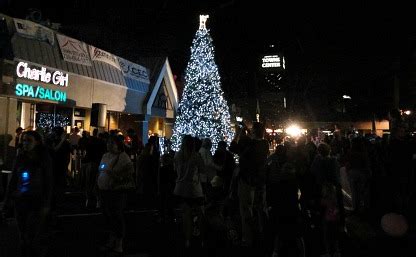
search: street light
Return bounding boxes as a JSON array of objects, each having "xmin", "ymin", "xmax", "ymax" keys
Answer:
[
  {"xmin": 286, "ymin": 124, "xmax": 302, "ymax": 138},
  {"xmin": 342, "ymin": 95, "xmax": 352, "ymax": 114}
]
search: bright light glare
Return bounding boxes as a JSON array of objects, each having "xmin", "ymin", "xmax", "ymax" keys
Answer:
[
  {"xmin": 286, "ymin": 124, "xmax": 302, "ymax": 137},
  {"xmin": 404, "ymin": 110, "xmax": 411, "ymax": 115},
  {"xmin": 343, "ymin": 95, "xmax": 351, "ymax": 99}
]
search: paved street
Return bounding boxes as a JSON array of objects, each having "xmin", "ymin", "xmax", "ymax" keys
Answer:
[{"xmin": 1, "ymin": 191, "xmax": 415, "ymax": 257}]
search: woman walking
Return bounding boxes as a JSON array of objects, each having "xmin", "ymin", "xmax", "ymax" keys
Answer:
[
  {"xmin": 173, "ymin": 135, "xmax": 206, "ymax": 248},
  {"xmin": 97, "ymin": 135, "xmax": 135, "ymax": 254}
]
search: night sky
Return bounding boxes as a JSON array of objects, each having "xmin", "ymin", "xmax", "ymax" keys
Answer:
[{"xmin": 2, "ymin": 1, "xmax": 414, "ymax": 121}]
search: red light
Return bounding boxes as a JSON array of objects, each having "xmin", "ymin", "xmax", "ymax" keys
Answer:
[{"xmin": 124, "ymin": 136, "xmax": 132, "ymax": 144}]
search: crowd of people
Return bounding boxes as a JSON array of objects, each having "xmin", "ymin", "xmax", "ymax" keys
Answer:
[{"xmin": 0, "ymin": 120, "xmax": 415, "ymax": 257}]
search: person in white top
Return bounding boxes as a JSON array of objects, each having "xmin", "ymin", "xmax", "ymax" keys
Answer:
[
  {"xmin": 97, "ymin": 135, "xmax": 134, "ymax": 254},
  {"xmin": 173, "ymin": 135, "xmax": 206, "ymax": 248}
]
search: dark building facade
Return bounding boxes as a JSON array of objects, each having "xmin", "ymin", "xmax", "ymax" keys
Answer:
[{"xmin": 0, "ymin": 13, "xmax": 179, "ymax": 167}]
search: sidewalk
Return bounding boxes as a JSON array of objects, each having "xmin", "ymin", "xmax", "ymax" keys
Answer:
[
  {"xmin": 0, "ymin": 212, "xmax": 170, "ymax": 257},
  {"xmin": 1, "ymin": 195, "xmax": 415, "ymax": 257},
  {"xmin": 0, "ymin": 219, "xmax": 20, "ymax": 257}
]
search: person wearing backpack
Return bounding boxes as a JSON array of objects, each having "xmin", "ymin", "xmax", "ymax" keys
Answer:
[
  {"xmin": 321, "ymin": 183, "xmax": 341, "ymax": 257},
  {"xmin": 270, "ymin": 164, "xmax": 306, "ymax": 256},
  {"xmin": 311, "ymin": 143, "xmax": 342, "ymax": 257}
]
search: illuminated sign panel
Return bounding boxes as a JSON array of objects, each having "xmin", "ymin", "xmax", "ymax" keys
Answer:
[
  {"xmin": 15, "ymin": 83, "xmax": 67, "ymax": 102},
  {"xmin": 261, "ymin": 55, "xmax": 285, "ymax": 69},
  {"xmin": 16, "ymin": 62, "xmax": 69, "ymax": 87}
]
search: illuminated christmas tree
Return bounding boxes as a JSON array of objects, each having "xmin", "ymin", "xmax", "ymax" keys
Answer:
[{"xmin": 171, "ymin": 15, "xmax": 234, "ymax": 151}]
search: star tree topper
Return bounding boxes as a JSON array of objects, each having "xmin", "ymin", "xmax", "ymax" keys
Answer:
[{"xmin": 199, "ymin": 15, "xmax": 209, "ymax": 30}]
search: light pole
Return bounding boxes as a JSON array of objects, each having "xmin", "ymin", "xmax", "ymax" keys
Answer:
[{"xmin": 342, "ymin": 95, "xmax": 351, "ymax": 113}]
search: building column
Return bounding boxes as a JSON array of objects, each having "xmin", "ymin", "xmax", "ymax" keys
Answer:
[
  {"xmin": 137, "ymin": 114, "xmax": 150, "ymax": 145},
  {"xmin": 21, "ymin": 102, "xmax": 35, "ymax": 130},
  {"xmin": 164, "ymin": 118, "xmax": 175, "ymax": 138},
  {"xmin": 394, "ymin": 75, "xmax": 400, "ymax": 109}
]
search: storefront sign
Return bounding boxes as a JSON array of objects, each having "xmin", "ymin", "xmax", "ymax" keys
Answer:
[
  {"xmin": 261, "ymin": 55, "xmax": 285, "ymax": 69},
  {"xmin": 57, "ymin": 34, "xmax": 92, "ymax": 66},
  {"xmin": 117, "ymin": 57, "xmax": 150, "ymax": 84},
  {"xmin": 16, "ymin": 62, "xmax": 68, "ymax": 87},
  {"xmin": 89, "ymin": 46, "xmax": 121, "ymax": 70},
  {"xmin": 15, "ymin": 83, "xmax": 67, "ymax": 102},
  {"xmin": 14, "ymin": 18, "xmax": 55, "ymax": 45}
]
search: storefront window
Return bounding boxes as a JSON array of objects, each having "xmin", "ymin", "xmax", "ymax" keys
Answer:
[{"xmin": 35, "ymin": 104, "xmax": 71, "ymax": 130}]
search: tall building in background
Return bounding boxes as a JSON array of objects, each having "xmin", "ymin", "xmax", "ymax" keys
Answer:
[
  {"xmin": 256, "ymin": 44, "xmax": 286, "ymax": 124},
  {"xmin": 260, "ymin": 44, "xmax": 286, "ymax": 91}
]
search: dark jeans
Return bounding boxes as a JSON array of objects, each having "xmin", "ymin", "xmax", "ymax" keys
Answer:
[
  {"xmin": 100, "ymin": 190, "xmax": 126, "ymax": 239},
  {"xmin": 15, "ymin": 199, "xmax": 49, "ymax": 257},
  {"xmin": 322, "ymin": 220, "xmax": 339, "ymax": 255},
  {"xmin": 238, "ymin": 179, "xmax": 266, "ymax": 246},
  {"xmin": 159, "ymin": 183, "xmax": 175, "ymax": 221},
  {"xmin": 348, "ymin": 169, "xmax": 370, "ymax": 213},
  {"xmin": 52, "ymin": 168, "xmax": 67, "ymax": 212},
  {"xmin": 82, "ymin": 162, "xmax": 99, "ymax": 207}
]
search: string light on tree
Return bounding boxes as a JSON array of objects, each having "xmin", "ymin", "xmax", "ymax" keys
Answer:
[{"xmin": 171, "ymin": 15, "xmax": 234, "ymax": 151}]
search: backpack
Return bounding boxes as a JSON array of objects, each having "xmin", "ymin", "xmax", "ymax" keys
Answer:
[
  {"xmin": 321, "ymin": 183, "xmax": 339, "ymax": 222},
  {"xmin": 242, "ymin": 139, "xmax": 268, "ymax": 187}
]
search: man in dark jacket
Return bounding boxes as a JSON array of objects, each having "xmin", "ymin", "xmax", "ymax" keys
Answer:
[
  {"xmin": 214, "ymin": 141, "xmax": 236, "ymax": 197},
  {"xmin": 238, "ymin": 122, "xmax": 269, "ymax": 247},
  {"xmin": 50, "ymin": 127, "xmax": 71, "ymax": 211}
]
